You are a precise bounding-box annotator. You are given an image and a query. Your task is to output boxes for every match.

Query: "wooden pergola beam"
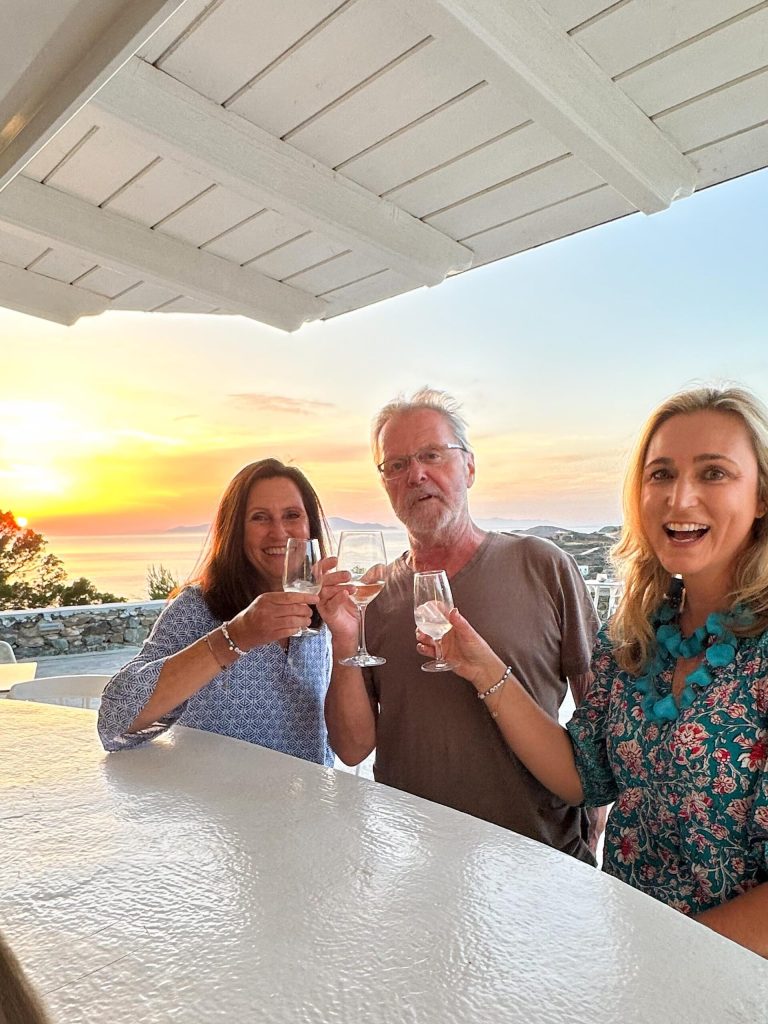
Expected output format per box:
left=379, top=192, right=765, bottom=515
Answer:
left=0, top=176, right=325, bottom=331
left=92, top=58, right=474, bottom=286
left=406, top=0, right=698, bottom=213
left=0, top=0, right=191, bottom=190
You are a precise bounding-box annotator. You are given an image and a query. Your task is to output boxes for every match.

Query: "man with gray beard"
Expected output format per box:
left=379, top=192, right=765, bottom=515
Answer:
left=320, top=388, right=599, bottom=862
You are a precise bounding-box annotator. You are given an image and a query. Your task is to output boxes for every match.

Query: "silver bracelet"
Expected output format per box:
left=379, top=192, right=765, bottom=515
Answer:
left=204, top=632, right=228, bottom=671
left=220, top=621, right=246, bottom=657
left=477, top=665, right=512, bottom=700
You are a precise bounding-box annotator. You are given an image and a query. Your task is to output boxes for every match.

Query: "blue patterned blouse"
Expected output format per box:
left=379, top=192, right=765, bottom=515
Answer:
left=567, top=626, right=768, bottom=915
left=98, top=586, right=334, bottom=766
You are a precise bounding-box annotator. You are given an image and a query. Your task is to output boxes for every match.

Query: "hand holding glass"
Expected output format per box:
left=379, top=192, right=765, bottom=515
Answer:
left=282, top=538, right=321, bottom=637
left=336, top=531, right=387, bottom=667
left=414, top=570, right=454, bottom=672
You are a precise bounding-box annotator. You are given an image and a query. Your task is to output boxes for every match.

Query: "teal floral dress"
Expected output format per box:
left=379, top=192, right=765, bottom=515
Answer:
left=567, top=626, right=768, bottom=915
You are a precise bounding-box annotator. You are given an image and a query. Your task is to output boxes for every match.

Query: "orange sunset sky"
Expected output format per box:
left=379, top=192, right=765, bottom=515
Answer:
left=2, top=169, right=766, bottom=537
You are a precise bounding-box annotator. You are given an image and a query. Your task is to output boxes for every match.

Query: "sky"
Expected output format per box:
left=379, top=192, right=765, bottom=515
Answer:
left=1, top=167, right=766, bottom=536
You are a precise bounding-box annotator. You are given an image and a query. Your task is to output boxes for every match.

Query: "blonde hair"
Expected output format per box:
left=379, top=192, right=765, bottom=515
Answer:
left=610, top=384, right=768, bottom=674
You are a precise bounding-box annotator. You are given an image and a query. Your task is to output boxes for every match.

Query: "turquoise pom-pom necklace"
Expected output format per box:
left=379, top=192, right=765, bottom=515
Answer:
left=636, top=574, right=741, bottom=723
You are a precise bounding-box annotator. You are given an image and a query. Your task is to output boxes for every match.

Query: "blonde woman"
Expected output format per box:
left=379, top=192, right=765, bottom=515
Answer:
left=417, top=385, right=768, bottom=957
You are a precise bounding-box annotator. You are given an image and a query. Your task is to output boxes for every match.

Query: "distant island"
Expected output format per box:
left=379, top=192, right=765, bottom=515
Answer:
left=520, top=524, right=620, bottom=575
left=165, top=518, right=620, bottom=575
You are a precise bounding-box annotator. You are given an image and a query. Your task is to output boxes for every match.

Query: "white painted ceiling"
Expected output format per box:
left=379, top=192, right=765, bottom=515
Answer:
left=0, top=0, right=766, bottom=329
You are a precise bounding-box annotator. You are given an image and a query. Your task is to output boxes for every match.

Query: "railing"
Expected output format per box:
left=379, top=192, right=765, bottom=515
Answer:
left=585, top=579, right=624, bottom=622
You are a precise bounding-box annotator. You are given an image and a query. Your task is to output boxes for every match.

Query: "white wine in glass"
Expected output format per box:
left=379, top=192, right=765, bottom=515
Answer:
left=282, top=538, right=321, bottom=637
left=414, top=570, right=455, bottom=672
left=336, top=531, right=387, bottom=667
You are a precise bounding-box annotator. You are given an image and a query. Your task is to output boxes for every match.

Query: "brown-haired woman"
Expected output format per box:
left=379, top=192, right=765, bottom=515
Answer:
left=98, top=459, right=334, bottom=765
left=415, top=385, right=768, bottom=957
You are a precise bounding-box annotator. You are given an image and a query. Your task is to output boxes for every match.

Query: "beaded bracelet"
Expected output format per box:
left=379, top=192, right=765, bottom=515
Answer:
left=220, top=621, right=246, bottom=657
left=477, top=665, right=512, bottom=701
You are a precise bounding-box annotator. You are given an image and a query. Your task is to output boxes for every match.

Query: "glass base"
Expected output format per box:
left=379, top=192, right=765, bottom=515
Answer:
left=421, top=660, right=454, bottom=672
left=291, top=627, right=319, bottom=637
left=339, top=652, right=386, bottom=667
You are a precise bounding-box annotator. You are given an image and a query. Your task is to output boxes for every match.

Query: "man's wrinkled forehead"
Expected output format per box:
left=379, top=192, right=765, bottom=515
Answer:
left=378, top=409, right=457, bottom=459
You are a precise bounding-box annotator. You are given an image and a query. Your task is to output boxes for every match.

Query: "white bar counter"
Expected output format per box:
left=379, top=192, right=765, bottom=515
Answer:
left=1, top=702, right=766, bottom=1023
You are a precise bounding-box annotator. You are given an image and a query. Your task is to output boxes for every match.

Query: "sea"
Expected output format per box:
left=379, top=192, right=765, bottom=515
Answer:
left=48, top=530, right=411, bottom=602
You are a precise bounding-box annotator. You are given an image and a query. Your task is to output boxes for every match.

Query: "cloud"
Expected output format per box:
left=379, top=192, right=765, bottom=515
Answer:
left=116, top=429, right=183, bottom=446
left=228, top=393, right=336, bottom=415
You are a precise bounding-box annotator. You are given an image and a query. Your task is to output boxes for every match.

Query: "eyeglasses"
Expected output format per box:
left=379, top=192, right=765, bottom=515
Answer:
left=376, top=444, right=468, bottom=480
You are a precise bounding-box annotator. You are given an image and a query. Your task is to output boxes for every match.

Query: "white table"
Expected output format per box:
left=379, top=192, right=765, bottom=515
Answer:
left=1, top=702, right=766, bottom=1023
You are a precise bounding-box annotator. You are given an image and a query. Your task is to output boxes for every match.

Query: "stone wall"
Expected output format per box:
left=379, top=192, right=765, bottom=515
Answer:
left=0, top=601, right=165, bottom=660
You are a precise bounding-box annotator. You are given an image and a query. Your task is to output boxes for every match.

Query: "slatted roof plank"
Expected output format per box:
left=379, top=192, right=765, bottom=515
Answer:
left=40, top=124, right=158, bottom=207
left=0, top=229, right=48, bottom=269
left=204, top=210, right=305, bottom=264
left=425, top=156, right=602, bottom=239
left=155, top=0, right=343, bottom=105
left=75, top=265, right=138, bottom=298
left=247, top=234, right=349, bottom=281
left=689, top=124, right=768, bottom=188
left=109, top=279, right=180, bottom=311
left=154, top=186, right=262, bottom=247
left=229, top=0, right=427, bottom=139
left=402, top=0, right=697, bottom=213
left=340, top=83, right=526, bottom=197
left=321, top=268, right=418, bottom=318
left=0, top=263, right=109, bottom=325
left=4, top=0, right=768, bottom=330
left=389, top=123, right=567, bottom=219
left=571, top=0, right=760, bottom=79
left=150, top=295, right=218, bottom=314
left=283, top=250, right=387, bottom=294
left=20, top=113, right=98, bottom=182
left=286, top=39, right=482, bottom=168
left=618, top=7, right=768, bottom=116
left=466, top=185, right=634, bottom=266
left=138, top=0, right=217, bottom=63
left=0, top=0, right=190, bottom=189
left=537, top=0, right=619, bottom=32
left=93, top=58, right=472, bottom=284
left=0, top=175, right=325, bottom=330
left=102, top=155, right=213, bottom=227
left=655, top=69, right=768, bottom=154
left=29, top=249, right=98, bottom=284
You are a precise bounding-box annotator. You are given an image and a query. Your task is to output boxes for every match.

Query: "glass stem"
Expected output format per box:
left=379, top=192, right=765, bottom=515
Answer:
left=358, top=606, right=369, bottom=656
left=434, top=637, right=443, bottom=664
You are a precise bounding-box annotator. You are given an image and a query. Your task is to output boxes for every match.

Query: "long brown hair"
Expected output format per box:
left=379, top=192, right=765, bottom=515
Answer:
left=189, top=459, right=330, bottom=621
left=610, top=385, right=768, bottom=674
left=0, top=932, right=51, bottom=1024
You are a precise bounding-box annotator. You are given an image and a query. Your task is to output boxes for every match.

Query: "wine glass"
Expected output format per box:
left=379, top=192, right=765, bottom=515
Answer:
left=336, top=531, right=387, bottom=667
left=414, top=570, right=454, bottom=672
left=282, top=538, right=321, bottom=636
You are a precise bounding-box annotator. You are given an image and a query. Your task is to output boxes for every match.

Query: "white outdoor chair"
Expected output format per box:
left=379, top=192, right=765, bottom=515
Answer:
left=0, top=640, right=16, bottom=663
left=6, top=674, right=110, bottom=710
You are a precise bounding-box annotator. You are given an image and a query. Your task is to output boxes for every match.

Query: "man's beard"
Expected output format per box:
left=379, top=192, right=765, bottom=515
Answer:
left=396, top=490, right=459, bottom=541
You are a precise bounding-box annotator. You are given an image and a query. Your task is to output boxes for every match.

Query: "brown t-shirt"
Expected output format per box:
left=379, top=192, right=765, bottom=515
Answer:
left=364, top=531, right=599, bottom=862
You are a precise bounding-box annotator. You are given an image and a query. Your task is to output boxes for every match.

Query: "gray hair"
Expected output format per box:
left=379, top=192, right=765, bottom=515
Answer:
left=371, top=387, right=471, bottom=463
